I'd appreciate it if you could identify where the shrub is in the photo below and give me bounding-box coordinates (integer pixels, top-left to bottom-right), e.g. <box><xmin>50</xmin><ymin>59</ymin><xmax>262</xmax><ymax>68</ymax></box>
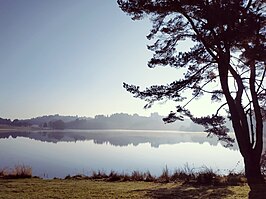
<box><xmin>226</xmin><ymin>172</ymin><xmax>246</xmax><ymax>185</ymax></box>
<box><xmin>64</xmin><ymin>175</ymin><xmax>71</xmax><ymax>180</ymax></box>
<box><xmin>131</xmin><ymin>171</ymin><xmax>144</xmax><ymax>181</ymax></box>
<box><xmin>0</xmin><ymin>167</ymin><xmax>8</xmax><ymax>177</ymax></box>
<box><xmin>0</xmin><ymin>165</ymin><xmax>32</xmax><ymax>179</ymax></box>
<box><xmin>121</xmin><ymin>173</ymin><xmax>131</xmax><ymax>181</ymax></box>
<box><xmin>144</xmin><ymin>171</ymin><xmax>155</xmax><ymax>182</ymax></box>
<box><xmin>158</xmin><ymin>165</ymin><xmax>170</xmax><ymax>183</ymax></box>
<box><xmin>11</xmin><ymin>165</ymin><xmax>32</xmax><ymax>178</ymax></box>
<box><xmin>107</xmin><ymin>170</ymin><xmax>121</xmax><ymax>182</ymax></box>
<box><xmin>170</xmin><ymin>164</ymin><xmax>195</xmax><ymax>182</ymax></box>
<box><xmin>91</xmin><ymin>170</ymin><xmax>108</xmax><ymax>179</ymax></box>
<box><xmin>196</xmin><ymin>167</ymin><xmax>218</xmax><ymax>185</ymax></box>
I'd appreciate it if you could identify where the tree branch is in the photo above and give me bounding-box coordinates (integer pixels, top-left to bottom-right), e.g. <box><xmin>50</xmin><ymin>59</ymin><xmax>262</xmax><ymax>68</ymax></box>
<box><xmin>183</xmin><ymin>77</ymin><xmax>217</xmax><ymax>108</ymax></box>
<box><xmin>249</xmin><ymin>60</ymin><xmax>263</xmax><ymax>153</ymax></box>
<box><xmin>215</xmin><ymin>102</ymin><xmax>227</xmax><ymax>116</ymax></box>
<box><xmin>256</xmin><ymin>66</ymin><xmax>266</xmax><ymax>93</ymax></box>
<box><xmin>180</xmin><ymin>11</ymin><xmax>218</xmax><ymax>61</ymax></box>
<box><xmin>228</xmin><ymin>64</ymin><xmax>244</xmax><ymax>103</ymax></box>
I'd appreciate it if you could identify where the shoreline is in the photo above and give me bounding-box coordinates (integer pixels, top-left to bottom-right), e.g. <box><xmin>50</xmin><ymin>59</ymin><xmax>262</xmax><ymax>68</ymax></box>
<box><xmin>0</xmin><ymin>125</ymin><xmax>41</xmax><ymax>132</ymax></box>
<box><xmin>0</xmin><ymin>164</ymin><xmax>249</xmax><ymax>185</ymax></box>
<box><xmin>0</xmin><ymin>125</ymin><xmax>235</xmax><ymax>134</ymax></box>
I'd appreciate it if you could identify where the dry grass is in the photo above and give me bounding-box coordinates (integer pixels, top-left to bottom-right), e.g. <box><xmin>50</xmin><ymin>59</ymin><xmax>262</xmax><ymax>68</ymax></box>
<box><xmin>0</xmin><ymin>178</ymin><xmax>252</xmax><ymax>199</ymax></box>
<box><xmin>0</xmin><ymin>163</ymin><xmax>250</xmax><ymax>187</ymax></box>
<box><xmin>0</xmin><ymin>165</ymin><xmax>32</xmax><ymax>179</ymax></box>
<box><xmin>64</xmin><ymin>165</ymin><xmax>248</xmax><ymax>186</ymax></box>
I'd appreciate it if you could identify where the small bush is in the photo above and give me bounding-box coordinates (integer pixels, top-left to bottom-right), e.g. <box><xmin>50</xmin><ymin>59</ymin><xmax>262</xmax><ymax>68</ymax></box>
<box><xmin>226</xmin><ymin>172</ymin><xmax>246</xmax><ymax>185</ymax></box>
<box><xmin>12</xmin><ymin>165</ymin><xmax>32</xmax><ymax>178</ymax></box>
<box><xmin>91</xmin><ymin>170</ymin><xmax>108</xmax><ymax>179</ymax></box>
<box><xmin>64</xmin><ymin>175</ymin><xmax>71</xmax><ymax>180</ymax></box>
<box><xmin>121</xmin><ymin>173</ymin><xmax>131</xmax><ymax>181</ymax></box>
<box><xmin>107</xmin><ymin>170</ymin><xmax>121</xmax><ymax>182</ymax></box>
<box><xmin>158</xmin><ymin>165</ymin><xmax>170</xmax><ymax>183</ymax></box>
<box><xmin>170</xmin><ymin>164</ymin><xmax>195</xmax><ymax>182</ymax></box>
<box><xmin>131</xmin><ymin>171</ymin><xmax>144</xmax><ymax>181</ymax></box>
<box><xmin>64</xmin><ymin>174</ymin><xmax>89</xmax><ymax>180</ymax></box>
<box><xmin>196</xmin><ymin>167</ymin><xmax>218</xmax><ymax>185</ymax></box>
<box><xmin>0</xmin><ymin>167</ymin><xmax>8</xmax><ymax>177</ymax></box>
<box><xmin>0</xmin><ymin>165</ymin><xmax>32</xmax><ymax>179</ymax></box>
<box><xmin>144</xmin><ymin>171</ymin><xmax>155</xmax><ymax>182</ymax></box>
<box><xmin>171</xmin><ymin>170</ymin><xmax>193</xmax><ymax>182</ymax></box>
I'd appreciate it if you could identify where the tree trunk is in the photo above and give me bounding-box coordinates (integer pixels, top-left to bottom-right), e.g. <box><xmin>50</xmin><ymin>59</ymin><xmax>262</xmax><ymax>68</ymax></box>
<box><xmin>248</xmin><ymin>184</ymin><xmax>266</xmax><ymax>199</ymax></box>
<box><xmin>217</xmin><ymin>56</ymin><xmax>265</xmax><ymax>190</ymax></box>
<box><xmin>244</xmin><ymin>154</ymin><xmax>264</xmax><ymax>186</ymax></box>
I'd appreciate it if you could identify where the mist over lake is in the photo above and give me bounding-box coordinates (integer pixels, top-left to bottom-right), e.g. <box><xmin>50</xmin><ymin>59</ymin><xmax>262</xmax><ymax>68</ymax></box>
<box><xmin>0</xmin><ymin>130</ymin><xmax>244</xmax><ymax>178</ymax></box>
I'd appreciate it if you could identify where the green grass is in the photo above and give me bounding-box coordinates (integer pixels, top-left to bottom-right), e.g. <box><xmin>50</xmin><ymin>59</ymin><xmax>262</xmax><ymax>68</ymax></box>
<box><xmin>0</xmin><ymin>178</ymin><xmax>251</xmax><ymax>199</ymax></box>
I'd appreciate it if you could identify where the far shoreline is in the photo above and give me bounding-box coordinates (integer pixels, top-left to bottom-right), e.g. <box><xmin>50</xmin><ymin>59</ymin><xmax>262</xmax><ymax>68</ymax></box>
<box><xmin>0</xmin><ymin>124</ymin><xmax>213</xmax><ymax>134</ymax></box>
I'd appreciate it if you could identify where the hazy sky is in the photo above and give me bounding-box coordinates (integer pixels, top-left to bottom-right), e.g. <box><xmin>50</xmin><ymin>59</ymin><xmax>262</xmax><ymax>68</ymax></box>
<box><xmin>0</xmin><ymin>0</ymin><xmax>219</xmax><ymax>119</ymax></box>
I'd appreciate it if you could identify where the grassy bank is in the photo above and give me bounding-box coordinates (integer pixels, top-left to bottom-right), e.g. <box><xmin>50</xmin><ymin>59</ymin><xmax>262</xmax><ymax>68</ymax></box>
<box><xmin>1</xmin><ymin>165</ymin><xmax>265</xmax><ymax>198</ymax></box>
<box><xmin>0</xmin><ymin>178</ymin><xmax>250</xmax><ymax>199</ymax></box>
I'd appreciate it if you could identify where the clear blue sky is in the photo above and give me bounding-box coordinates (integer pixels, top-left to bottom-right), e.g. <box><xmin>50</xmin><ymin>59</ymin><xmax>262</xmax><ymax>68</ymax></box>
<box><xmin>0</xmin><ymin>0</ymin><xmax>217</xmax><ymax>119</ymax></box>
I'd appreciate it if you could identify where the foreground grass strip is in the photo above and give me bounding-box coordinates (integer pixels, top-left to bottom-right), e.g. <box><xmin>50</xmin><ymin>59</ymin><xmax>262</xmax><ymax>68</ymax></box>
<box><xmin>0</xmin><ymin>178</ymin><xmax>250</xmax><ymax>199</ymax></box>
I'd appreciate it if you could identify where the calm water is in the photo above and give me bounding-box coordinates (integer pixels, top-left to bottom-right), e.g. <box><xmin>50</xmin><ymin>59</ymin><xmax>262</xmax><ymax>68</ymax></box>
<box><xmin>0</xmin><ymin>130</ymin><xmax>244</xmax><ymax>178</ymax></box>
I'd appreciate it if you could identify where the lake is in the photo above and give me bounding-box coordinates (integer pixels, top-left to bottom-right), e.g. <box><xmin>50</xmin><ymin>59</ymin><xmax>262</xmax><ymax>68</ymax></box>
<box><xmin>0</xmin><ymin>130</ymin><xmax>244</xmax><ymax>178</ymax></box>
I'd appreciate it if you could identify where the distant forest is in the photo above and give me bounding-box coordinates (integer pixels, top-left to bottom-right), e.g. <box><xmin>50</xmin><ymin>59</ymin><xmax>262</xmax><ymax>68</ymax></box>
<box><xmin>0</xmin><ymin>113</ymin><xmax>209</xmax><ymax>131</ymax></box>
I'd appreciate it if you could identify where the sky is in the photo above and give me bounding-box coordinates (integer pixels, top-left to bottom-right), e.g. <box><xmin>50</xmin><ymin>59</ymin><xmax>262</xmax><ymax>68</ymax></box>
<box><xmin>0</xmin><ymin>0</ymin><xmax>219</xmax><ymax>120</ymax></box>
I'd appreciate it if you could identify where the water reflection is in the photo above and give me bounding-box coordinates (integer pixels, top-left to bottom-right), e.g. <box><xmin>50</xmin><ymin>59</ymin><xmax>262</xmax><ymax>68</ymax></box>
<box><xmin>0</xmin><ymin>130</ymin><xmax>246</xmax><ymax>178</ymax></box>
<box><xmin>0</xmin><ymin>130</ymin><xmax>238</xmax><ymax>149</ymax></box>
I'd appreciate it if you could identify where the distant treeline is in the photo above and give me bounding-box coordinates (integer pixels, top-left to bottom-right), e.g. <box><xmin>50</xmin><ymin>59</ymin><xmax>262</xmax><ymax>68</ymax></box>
<box><xmin>0</xmin><ymin>113</ymin><xmax>207</xmax><ymax>131</ymax></box>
